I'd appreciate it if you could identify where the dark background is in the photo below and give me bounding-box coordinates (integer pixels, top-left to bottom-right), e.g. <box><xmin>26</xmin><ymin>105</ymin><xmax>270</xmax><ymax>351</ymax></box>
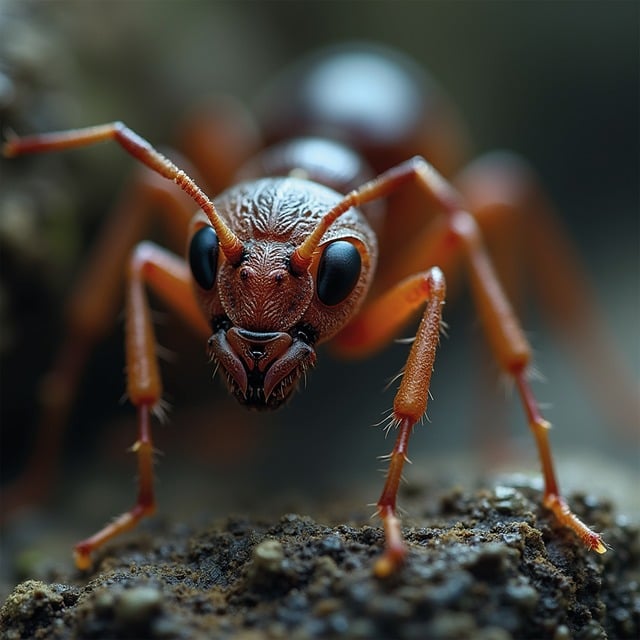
<box><xmin>1</xmin><ymin>1</ymin><xmax>638</xmax><ymax>550</ymax></box>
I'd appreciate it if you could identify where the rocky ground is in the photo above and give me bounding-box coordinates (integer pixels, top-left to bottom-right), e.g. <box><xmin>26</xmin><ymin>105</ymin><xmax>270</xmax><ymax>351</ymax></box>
<box><xmin>2</xmin><ymin>476</ymin><xmax>638</xmax><ymax>640</ymax></box>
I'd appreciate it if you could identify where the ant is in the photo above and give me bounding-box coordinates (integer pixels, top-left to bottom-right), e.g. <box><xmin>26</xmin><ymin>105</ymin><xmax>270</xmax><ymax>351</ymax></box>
<box><xmin>2</xmin><ymin>43</ymin><xmax>613</xmax><ymax>577</ymax></box>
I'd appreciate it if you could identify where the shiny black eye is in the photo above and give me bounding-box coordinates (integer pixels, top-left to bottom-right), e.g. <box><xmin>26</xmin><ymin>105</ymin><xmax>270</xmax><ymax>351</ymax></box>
<box><xmin>189</xmin><ymin>226</ymin><xmax>219</xmax><ymax>290</ymax></box>
<box><xmin>316</xmin><ymin>241</ymin><xmax>361</xmax><ymax>306</ymax></box>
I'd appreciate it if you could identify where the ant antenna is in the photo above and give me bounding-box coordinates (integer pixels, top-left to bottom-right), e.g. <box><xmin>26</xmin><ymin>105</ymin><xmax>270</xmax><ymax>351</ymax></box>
<box><xmin>3</xmin><ymin>122</ymin><xmax>245</xmax><ymax>264</ymax></box>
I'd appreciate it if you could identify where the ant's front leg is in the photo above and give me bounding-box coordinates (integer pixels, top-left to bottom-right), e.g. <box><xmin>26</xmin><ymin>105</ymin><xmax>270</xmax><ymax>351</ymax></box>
<box><xmin>376</xmin><ymin>270</ymin><xmax>447</xmax><ymax>577</ymax></box>
<box><xmin>335</xmin><ymin>268</ymin><xmax>447</xmax><ymax>577</ymax></box>
<box><xmin>74</xmin><ymin>242</ymin><xmax>209</xmax><ymax>570</ymax></box>
<box><xmin>0</xmin><ymin>162</ymin><xmax>197</xmax><ymax>515</ymax></box>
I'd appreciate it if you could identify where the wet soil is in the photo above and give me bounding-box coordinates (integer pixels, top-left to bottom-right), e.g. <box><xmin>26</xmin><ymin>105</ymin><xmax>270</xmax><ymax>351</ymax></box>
<box><xmin>2</xmin><ymin>479</ymin><xmax>638</xmax><ymax>640</ymax></box>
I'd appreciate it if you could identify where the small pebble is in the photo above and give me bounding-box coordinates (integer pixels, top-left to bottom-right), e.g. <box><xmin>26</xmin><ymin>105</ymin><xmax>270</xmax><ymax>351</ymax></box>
<box><xmin>553</xmin><ymin>625</ymin><xmax>571</xmax><ymax>640</ymax></box>
<box><xmin>252</xmin><ymin>539</ymin><xmax>285</xmax><ymax>574</ymax></box>
<box><xmin>114</xmin><ymin>586</ymin><xmax>162</xmax><ymax>626</ymax></box>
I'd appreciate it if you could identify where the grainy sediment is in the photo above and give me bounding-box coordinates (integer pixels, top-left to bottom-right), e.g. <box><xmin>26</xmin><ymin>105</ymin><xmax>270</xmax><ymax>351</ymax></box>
<box><xmin>2</xmin><ymin>482</ymin><xmax>638</xmax><ymax>640</ymax></box>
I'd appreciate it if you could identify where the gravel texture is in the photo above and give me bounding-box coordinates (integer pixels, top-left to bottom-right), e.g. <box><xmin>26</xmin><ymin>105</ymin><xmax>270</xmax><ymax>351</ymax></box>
<box><xmin>2</xmin><ymin>481</ymin><xmax>638</xmax><ymax>640</ymax></box>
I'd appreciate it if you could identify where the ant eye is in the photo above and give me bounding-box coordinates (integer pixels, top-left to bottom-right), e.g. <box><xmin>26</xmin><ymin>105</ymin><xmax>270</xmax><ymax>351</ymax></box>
<box><xmin>189</xmin><ymin>226</ymin><xmax>219</xmax><ymax>290</ymax></box>
<box><xmin>316</xmin><ymin>241</ymin><xmax>361</xmax><ymax>306</ymax></box>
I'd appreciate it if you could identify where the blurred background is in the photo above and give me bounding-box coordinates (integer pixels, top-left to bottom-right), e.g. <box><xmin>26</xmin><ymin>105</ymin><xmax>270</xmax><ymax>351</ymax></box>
<box><xmin>0</xmin><ymin>0</ymin><xmax>638</xmax><ymax>577</ymax></box>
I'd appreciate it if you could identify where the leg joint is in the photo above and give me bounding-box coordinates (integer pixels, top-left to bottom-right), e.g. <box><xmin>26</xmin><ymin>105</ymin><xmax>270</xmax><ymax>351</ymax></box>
<box><xmin>449</xmin><ymin>211</ymin><xmax>482</xmax><ymax>249</ymax></box>
<box><xmin>129</xmin><ymin>241</ymin><xmax>158</xmax><ymax>274</ymax></box>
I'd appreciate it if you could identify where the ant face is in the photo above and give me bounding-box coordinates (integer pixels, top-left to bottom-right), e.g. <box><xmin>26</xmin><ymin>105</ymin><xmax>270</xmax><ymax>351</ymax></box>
<box><xmin>206</xmin><ymin>237</ymin><xmax>317</xmax><ymax>409</ymax></box>
<box><xmin>190</xmin><ymin>177</ymin><xmax>377</xmax><ymax>409</ymax></box>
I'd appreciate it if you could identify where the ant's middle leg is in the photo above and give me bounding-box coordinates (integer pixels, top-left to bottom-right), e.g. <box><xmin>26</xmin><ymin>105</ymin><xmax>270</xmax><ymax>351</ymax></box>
<box><xmin>456</xmin><ymin>152</ymin><xmax>639</xmax><ymax>436</ymax></box>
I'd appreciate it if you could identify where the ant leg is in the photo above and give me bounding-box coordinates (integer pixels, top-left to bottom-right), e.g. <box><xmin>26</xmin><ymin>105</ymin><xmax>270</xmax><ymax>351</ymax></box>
<box><xmin>1</xmin><ymin>163</ymin><xmax>196</xmax><ymax>515</ymax></box>
<box><xmin>328</xmin><ymin>157</ymin><xmax>606</xmax><ymax>563</ymax></box>
<box><xmin>74</xmin><ymin>242</ymin><xmax>207</xmax><ymax>570</ymax></box>
<box><xmin>73</xmin><ymin>404</ymin><xmax>154</xmax><ymax>570</ymax></box>
<box><xmin>376</xmin><ymin>270</ymin><xmax>446</xmax><ymax>577</ymax></box>
<box><xmin>457</xmin><ymin>152</ymin><xmax>639</xmax><ymax>436</ymax></box>
<box><xmin>456</xmin><ymin>215</ymin><xmax>604</xmax><ymax>554</ymax></box>
<box><xmin>336</xmin><ymin>268</ymin><xmax>447</xmax><ymax>576</ymax></box>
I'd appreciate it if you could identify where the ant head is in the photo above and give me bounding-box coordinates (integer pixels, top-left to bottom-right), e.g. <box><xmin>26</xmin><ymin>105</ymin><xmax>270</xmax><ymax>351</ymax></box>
<box><xmin>188</xmin><ymin>177</ymin><xmax>377</xmax><ymax>408</ymax></box>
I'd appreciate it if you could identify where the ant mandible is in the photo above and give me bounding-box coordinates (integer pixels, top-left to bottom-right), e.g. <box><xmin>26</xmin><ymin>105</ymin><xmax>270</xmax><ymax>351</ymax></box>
<box><xmin>2</xmin><ymin>43</ymin><xmax>608</xmax><ymax>577</ymax></box>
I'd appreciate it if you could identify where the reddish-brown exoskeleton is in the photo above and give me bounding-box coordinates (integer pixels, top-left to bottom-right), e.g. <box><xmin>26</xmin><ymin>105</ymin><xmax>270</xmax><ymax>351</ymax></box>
<box><xmin>3</xmin><ymin>44</ymin><xmax>613</xmax><ymax>576</ymax></box>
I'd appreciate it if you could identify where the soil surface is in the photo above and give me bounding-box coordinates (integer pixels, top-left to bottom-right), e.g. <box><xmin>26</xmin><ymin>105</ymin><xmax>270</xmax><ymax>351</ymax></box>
<box><xmin>1</xmin><ymin>6</ymin><xmax>638</xmax><ymax>640</ymax></box>
<box><xmin>2</xmin><ymin>478</ymin><xmax>638</xmax><ymax>640</ymax></box>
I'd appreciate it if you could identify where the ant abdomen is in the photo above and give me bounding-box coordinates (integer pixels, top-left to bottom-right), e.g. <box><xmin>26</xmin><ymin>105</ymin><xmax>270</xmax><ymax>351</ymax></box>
<box><xmin>255</xmin><ymin>43</ymin><xmax>470</xmax><ymax>178</ymax></box>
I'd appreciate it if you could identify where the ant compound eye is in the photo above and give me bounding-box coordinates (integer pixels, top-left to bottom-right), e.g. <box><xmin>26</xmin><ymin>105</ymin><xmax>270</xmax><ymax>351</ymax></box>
<box><xmin>316</xmin><ymin>240</ymin><xmax>361</xmax><ymax>306</ymax></box>
<box><xmin>189</xmin><ymin>226</ymin><xmax>219</xmax><ymax>290</ymax></box>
